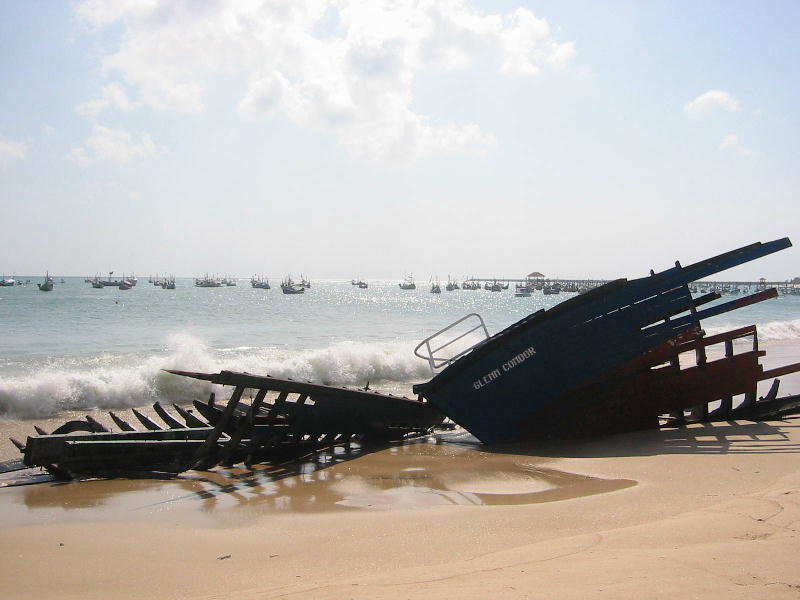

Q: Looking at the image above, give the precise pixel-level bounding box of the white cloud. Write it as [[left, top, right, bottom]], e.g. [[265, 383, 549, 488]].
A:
[[77, 83, 136, 117], [684, 90, 740, 118], [74, 0, 574, 164], [719, 134, 753, 157], [68, 124, 162, 166], [0, 136, 27, 168]]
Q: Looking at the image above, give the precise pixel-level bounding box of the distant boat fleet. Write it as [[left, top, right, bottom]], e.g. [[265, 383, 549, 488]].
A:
[[4, 271, 799, 296], [83, 272, 139, 290]]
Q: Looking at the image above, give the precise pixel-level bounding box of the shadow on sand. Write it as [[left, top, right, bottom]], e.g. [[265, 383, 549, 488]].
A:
[[467, 416, 800, 459]]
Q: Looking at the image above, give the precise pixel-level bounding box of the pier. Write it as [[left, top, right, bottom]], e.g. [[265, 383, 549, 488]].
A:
[[465, 276, 800, 295]]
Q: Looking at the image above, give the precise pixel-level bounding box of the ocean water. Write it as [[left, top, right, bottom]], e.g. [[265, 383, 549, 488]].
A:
[[1, 277, 798, 419]]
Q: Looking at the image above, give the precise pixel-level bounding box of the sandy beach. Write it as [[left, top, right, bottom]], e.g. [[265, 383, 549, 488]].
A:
[[1, 416, 799, 599], [2, 340, 799, 599], [3, 1, 798, 596]]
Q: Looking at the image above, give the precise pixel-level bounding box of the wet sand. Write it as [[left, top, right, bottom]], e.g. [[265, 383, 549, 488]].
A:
[[1, 340, 799, 599], [1, 419, 799, 599]]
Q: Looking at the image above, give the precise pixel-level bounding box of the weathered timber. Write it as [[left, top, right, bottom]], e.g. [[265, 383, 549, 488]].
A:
[[220, 388, 268, 466], [0, 458, 29, 474], [51, 419, 100, 435], [153, 402, 185, 429], [109, 412, 136, 431], [14, 368, 442, 477], [132, 408, 162, 431], [414, 237, 800, 443], [22, 428, 214, 475], [192, 385, 244, 470], [85, 415, 109, 432], [172, 403, 208, 428]]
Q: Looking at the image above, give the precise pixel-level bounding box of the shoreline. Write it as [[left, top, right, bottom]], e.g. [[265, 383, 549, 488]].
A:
[[1, 339, 799, 598]]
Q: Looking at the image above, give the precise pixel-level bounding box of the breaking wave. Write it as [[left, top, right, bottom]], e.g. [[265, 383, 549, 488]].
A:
[[0, 333, 431, 419], [704, 318, 800, 341]]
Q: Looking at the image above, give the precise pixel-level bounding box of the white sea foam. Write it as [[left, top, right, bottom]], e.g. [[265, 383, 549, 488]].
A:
[[7, 318, 797, 420], [0, 333, 431, 419], [704, 318, 800, 341]]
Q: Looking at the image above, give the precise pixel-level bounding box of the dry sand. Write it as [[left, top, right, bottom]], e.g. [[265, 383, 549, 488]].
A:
[[1, 340, 799, 599]]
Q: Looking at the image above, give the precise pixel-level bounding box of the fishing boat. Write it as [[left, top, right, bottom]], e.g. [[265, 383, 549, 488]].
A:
[[543, 283, 561, 295], [281, 275, 305, 294], [446, 276, 459, 291], [357, 280, 368, 289], [514, 285, 532, 297], [195, 275, 222, 288], [299, 275, 311, 288], [430, 281, 441, 294], [250, 275, 270, 289], [0, 276, 18, 287], [485, 279, 503, 292], [412, 237, 800, 445], [399, 274, 416, 290], [94, 271, 124, 286], [37, 272, 54, 292], [162, 276, 176, 289]]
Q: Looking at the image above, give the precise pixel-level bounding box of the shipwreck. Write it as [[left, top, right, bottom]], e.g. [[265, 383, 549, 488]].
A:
[[6, 237, 800, 480]]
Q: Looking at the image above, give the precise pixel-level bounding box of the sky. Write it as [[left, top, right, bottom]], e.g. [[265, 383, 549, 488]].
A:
[[1, 0, 798, 281]]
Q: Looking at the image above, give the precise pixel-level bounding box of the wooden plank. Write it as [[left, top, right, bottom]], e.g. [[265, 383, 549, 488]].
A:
[[192, 385, 244, 470], [23, 428, 214, 466], [220, 388, 268, 466], [153, 402, 185, 429], [760, 362, 800, 380], [85, 415, 109, 432], [165, 370, 419, 404], [132, 408, 162, 431], [244, 391, 290, 465], [109, 412, 136, 431], [760, 379, 780, 402], [692, 324, 757, 348], [172, 404, 208, 428]]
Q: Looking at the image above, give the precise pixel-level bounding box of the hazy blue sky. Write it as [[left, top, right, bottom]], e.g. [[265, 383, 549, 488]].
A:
[[1, 1, 797, 280]]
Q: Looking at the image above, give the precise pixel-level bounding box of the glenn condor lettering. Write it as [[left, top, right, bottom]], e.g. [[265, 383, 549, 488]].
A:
[[473, 346, 537, 390]]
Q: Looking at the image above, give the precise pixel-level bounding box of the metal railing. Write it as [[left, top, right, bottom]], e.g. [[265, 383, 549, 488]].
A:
[[414, 313, 490, 373]]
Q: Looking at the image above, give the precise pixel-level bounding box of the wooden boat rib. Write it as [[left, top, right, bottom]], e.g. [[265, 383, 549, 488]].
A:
[[16, 370, 443, 478]]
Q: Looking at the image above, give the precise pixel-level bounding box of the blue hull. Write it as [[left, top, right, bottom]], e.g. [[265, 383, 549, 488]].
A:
[[413, 238, 794, 444]]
